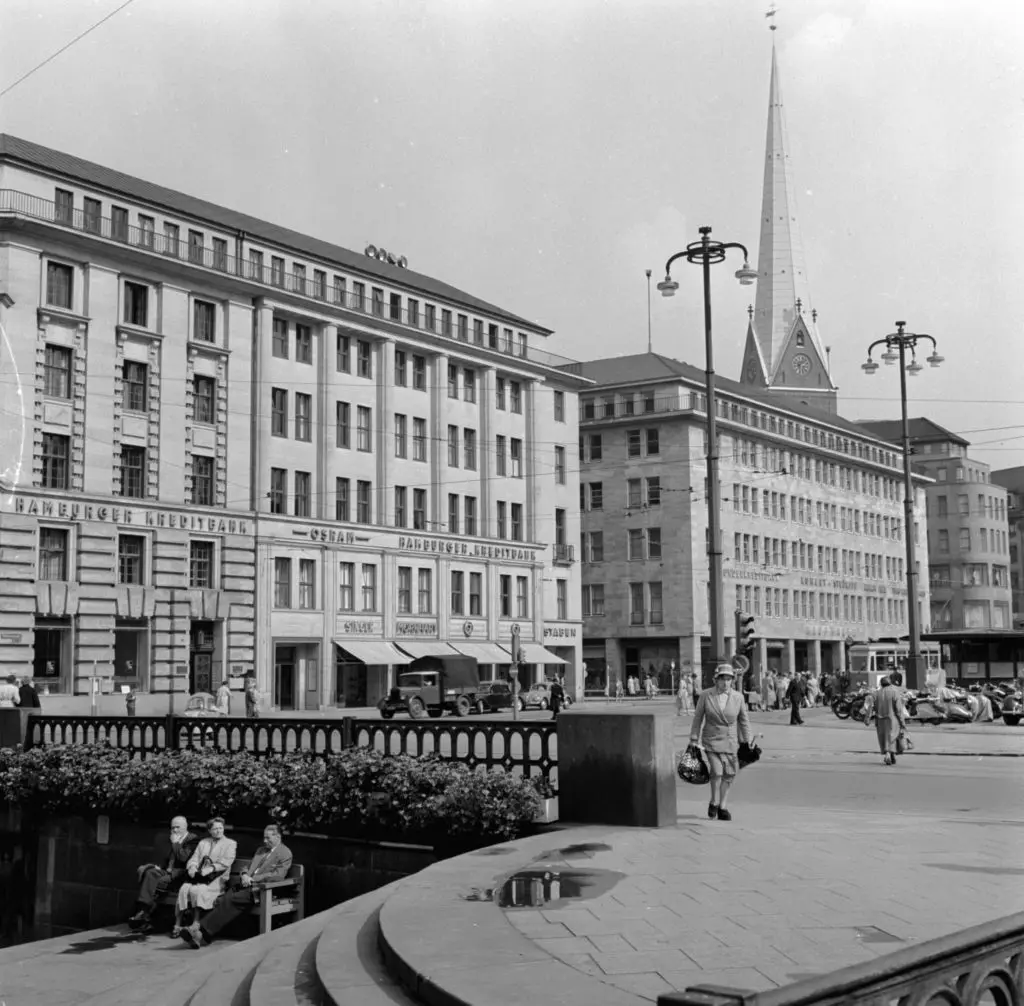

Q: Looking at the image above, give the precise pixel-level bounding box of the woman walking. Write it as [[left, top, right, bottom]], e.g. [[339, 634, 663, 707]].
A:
[[689, 665, 753, 821], [676, 673, 693, 717], [874, 672, 907, 766]]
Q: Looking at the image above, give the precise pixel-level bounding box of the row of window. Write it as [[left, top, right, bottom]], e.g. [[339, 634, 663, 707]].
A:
[[929, 564, 1010, 589], [579, 428, 660, 463], [933, 528, 1009, 556], [931, 599, 1011, 630], [732, 486, 904, 541], [582, 475, 662, 512], [738, 586, 906, 626], [733, 535, 905, 581], [931, 494, 1008, 521], [927, 463, 994, 485]]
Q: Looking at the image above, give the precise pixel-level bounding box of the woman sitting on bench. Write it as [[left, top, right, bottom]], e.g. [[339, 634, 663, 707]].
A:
[[174, 817, 236, 937]]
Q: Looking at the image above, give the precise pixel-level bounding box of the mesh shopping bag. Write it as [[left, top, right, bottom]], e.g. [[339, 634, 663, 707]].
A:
[[677, 744, 710, 785]]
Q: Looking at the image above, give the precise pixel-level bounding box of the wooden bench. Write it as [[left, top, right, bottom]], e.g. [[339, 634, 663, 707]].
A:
[[158, 857, 305, 935]]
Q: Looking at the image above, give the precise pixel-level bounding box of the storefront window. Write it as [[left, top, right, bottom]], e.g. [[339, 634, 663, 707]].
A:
[[114, 619, 148, 684]]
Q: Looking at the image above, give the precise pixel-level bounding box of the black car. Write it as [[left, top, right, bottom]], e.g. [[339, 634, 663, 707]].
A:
[[474, 681, 513, 714]]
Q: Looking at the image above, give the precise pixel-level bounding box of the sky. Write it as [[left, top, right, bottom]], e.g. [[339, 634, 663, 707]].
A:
[[1, 0, 1023, 466]]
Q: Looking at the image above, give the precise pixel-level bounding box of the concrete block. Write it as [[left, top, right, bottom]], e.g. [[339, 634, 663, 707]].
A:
[[556, 709, 677, 827]]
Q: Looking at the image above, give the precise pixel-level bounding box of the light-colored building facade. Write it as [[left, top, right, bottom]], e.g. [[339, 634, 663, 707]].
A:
[[861, 420, 1012, 635], [577, 355, 929, 692], [0, 135, 586, 708], [991, 466, 1024, 628]]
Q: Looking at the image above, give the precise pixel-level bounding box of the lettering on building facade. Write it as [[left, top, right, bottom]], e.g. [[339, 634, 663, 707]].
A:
[[395, 621, 437, 637], [14, 496, 250, 535], [724, 568, 783, 583], [397, 536, 538, 562], [339, 620, 379, 635], [543, 627, 578, 638]]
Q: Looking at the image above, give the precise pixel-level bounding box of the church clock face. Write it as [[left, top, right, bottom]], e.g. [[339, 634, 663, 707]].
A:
[[791, 353, 811, 376]]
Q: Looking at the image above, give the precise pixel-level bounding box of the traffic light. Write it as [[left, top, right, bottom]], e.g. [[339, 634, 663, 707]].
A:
[[735, 610, 756, 655]]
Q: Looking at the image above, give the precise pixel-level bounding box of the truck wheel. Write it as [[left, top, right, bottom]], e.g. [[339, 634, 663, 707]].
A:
[[476, 700, 487, 715], [1004, 714, 1021, 726], [380, 709, 395, 720], [409, 697, 426, 719], [455, 696, 471, 717]]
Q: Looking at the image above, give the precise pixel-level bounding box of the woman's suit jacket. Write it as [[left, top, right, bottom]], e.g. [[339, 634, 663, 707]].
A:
[[690, 688, 752, 754], [183, 836, 237, 910]]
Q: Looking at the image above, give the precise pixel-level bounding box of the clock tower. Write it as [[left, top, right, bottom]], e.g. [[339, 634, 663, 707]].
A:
[[739, 43, 837, 414]]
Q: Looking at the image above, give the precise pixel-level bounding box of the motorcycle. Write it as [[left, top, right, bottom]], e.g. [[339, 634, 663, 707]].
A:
[[831, 688, 871, 721]]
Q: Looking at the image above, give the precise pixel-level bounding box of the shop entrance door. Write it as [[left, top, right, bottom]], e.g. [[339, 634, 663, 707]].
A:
[[275, 646, 296, 710], [189, 621, 215, 693]]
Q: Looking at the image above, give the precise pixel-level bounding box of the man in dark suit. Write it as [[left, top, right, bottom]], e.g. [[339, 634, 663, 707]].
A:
[[130, 816, 198, 932], [183, 823, 293, 947], [17, 678, 40, 710], [787, 674, 806, 725]]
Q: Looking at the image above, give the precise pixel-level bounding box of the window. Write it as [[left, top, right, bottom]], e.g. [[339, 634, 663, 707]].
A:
[[405, 298, 419, 326], [442, 309, 452, 337], [495, 435, 507, 476], [959, 528, 971, 552], [588, 531, 604, 562], [336, 477, 350, 521], [958, 494, 969, 516], [397, 566, 412, 613], [336, 402, 350, 448], [274, 557, 291, 607], [372, 287, 384, 317], [588, 434, 602, 461], [394, 413, 408, 458], [337, 333, 351, 372], [464, 429, 477, 470], [190, 541, 215, 588], [299, 559, 316, 609], [496, 378, 506, 410], [937, 496, 948, 517], [647, 477, 661, 506], [646, 429, 660, 455], [270, 468, 287, 514], [339, 563, 354, 610], [500, 575, 512, 617], [516, 576, 530, 618], [122, 360, 148, 413], [510, 438, 523, 478], [118, 535, 144, 584], [510, 502, 523, 541], [962, 563, 989, 587], [212, 239, 227, 271], [295, 324, 312, 363], [357, 406, 372, 451], [394, 486, 407, 527], [294, 471, 311, 516], [470, 572, 483, 615], [124, 282, 148, 326], [413, 418, 427, 461], [357, 481, 372, 523], [272, 319, 288, 358], [55, 188, 73, 224], [413, 355, 426, 390], [290, 264, 306, 294], [993, 565, 1009, 588], [630, 583, 645, 625], [465, 495, 478, 535], [417, 569, 432, 614], [188, 229, 204, 263], [352, 281, 366, 311], [554, 446, 566, 484], [584, 584, 605, 617], [629, 529, 644, 560], [84, 198, 101, 234], [448, 425, 459, 467], [361, 564, 377, 611], [357, 340, 372, 378], [120, 446, 146, 498], [389, 292, 402, 320], [463, 369, 476, 402], [39, 528, 69, 581], [451, 571, 464, 614], [457, 314, 468, 341], [589, 483, 603, 510], [648, 583, 663, 624], [648, 528, 662, 559], [271, 388, 288, 437], [497, 500, 507, 539], [473, 319, 484, 345], [41, 433, 69, 489], [248, 249, 264, 280], [193, 376, 215, 425], [554, 390, 565, 422], [395, 351, 408, 387], [191, 455, 214, 505], [413, 489, 426, 529], [46, 262, 73, 309], [510, 381, 522, 413], [314, 270, 327, 298], [425, 304, 436, 331], [164, 223, 180, 256], [628, 479, 642, 508], [271, 256, 285, 286], [295, 393, 312, 441], [448, 494, 459, 534], [447, 364, 458, 399]]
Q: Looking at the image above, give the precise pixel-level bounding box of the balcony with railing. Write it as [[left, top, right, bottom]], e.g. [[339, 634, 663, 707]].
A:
[[580, 393, 706, 423], [553, 543, 575, 566], [0, 188, 584, 375]]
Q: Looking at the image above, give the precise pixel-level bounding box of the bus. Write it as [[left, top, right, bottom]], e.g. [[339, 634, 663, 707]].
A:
[[847, 641, 943, 691]]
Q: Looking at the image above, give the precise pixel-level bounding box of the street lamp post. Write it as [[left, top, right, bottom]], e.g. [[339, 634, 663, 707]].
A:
[[659, 226, 757, 685], [861, 321, 944, 691]]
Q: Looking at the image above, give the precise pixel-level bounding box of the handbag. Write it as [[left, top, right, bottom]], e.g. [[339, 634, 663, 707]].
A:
[[896, 729, 912, 754], [738, 740, 762, 768], [677, 744, 710, 786]]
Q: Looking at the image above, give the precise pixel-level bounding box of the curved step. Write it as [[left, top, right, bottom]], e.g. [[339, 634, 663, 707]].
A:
[[314, 882, 419, 1006]]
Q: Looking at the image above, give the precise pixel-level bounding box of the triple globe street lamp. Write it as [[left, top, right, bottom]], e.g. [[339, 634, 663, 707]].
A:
[[659, 226, 757, 684], [861, 322, 944, 691]]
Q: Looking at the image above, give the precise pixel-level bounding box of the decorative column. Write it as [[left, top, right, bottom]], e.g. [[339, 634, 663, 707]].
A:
[[479, 367, 496, 536], [784, 638, 797, 676], [376, 339, 394, 526], [252, 301, 275, 511], [809, 638, 822, 676], [524, 378, 540, 542], [316, 324, 335, 520], [430, 352, 448, 531]]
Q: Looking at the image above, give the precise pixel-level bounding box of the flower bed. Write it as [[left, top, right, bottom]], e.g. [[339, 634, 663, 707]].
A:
[[0, 745, 542, 847]]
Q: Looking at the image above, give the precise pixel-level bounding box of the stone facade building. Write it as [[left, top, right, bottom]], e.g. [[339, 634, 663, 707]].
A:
[[0, 135, 585, 708], [991, 465, 1024, 629]]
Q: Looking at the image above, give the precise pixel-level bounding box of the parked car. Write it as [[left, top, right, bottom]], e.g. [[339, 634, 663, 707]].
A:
[[516, 680, 573, 713], [474, 681, 513, 714], [181, 692, 225, 746]]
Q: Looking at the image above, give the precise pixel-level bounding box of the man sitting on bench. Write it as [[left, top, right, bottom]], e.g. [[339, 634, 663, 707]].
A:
[[181, 823, 293, 948], [129, 815, 198, 933]]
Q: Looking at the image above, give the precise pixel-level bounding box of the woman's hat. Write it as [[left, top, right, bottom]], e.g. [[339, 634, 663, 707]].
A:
[[714, 664, 735, 678]]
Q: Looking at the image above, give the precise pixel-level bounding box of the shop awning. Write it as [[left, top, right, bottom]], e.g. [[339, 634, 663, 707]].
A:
[[450, 641, 512, 663], [334, 640, 412, 665], [395, 641, 462, 660], [518, 642, 569, 665]]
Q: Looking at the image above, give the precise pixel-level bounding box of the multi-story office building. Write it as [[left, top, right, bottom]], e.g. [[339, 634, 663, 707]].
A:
[[991, 466, 1024, 628], [0, 135, 586, 708], [861, 420, 1011, 634], [577, 354, 929, 692]]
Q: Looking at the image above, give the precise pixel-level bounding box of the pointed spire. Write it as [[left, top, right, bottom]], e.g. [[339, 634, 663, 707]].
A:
[[751, 45, 821, 376]]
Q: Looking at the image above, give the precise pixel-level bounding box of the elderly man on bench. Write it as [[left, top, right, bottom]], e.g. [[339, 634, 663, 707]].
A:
[[181, 823, 292, 948]]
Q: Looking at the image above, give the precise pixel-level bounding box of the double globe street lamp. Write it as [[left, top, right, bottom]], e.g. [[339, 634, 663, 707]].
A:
[[861, 321, 944, 690], [659, 226, 757, 684]]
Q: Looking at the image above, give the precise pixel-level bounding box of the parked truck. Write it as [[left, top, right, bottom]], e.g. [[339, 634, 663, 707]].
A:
[[377, 655, 481, 718]]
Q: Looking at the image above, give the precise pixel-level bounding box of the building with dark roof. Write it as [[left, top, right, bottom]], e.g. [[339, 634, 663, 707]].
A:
[[0, 134, 588, 708], [861, 419, 1012, 642]]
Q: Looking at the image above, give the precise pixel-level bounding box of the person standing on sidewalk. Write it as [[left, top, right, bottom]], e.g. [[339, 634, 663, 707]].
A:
[[689, 665, 752, 822], [874, 672, 907, 766], [676, 673, 693, 716], [787, 674, 806, 725]]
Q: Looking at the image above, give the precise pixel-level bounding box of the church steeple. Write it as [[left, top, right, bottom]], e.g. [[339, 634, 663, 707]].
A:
[[739, 42, 837, 412]]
